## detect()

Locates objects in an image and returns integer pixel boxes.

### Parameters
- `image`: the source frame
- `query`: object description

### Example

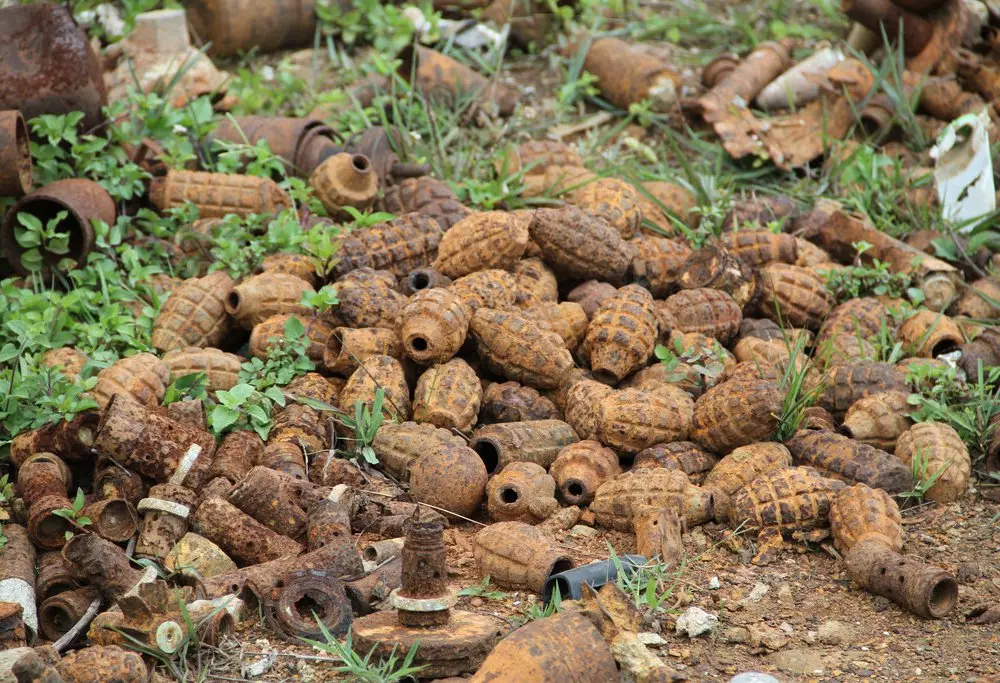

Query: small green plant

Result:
[337,389,386,465]
[304,624,425,682]
[301,222,344,281]
[209,383,287,440]
[301,285,341,315]
[908,362,1000,461]
[13,212,73,273]
[458,576,509,601]
[654,337,727,385]
[898,448,951,505]
[523,583,563,623]
[238,317,315,391]
[53,488,93,540]
[162,373,209,406]
[773,336,821,441]
[611,545,679,611]
[818,243,918,302]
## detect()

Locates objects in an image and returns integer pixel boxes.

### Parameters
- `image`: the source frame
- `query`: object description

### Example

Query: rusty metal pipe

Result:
[0,525,37,642]
[842,0,934,56]
[0,110,31,197]
[0,179,115,277]
[397,46,519,117]
[186,0,317,57]
[39,586,100,642]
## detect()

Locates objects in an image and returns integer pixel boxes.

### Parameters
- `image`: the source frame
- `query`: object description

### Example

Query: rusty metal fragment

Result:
[474,521,573,593]
[185,0,316,57]
[191,497,304,566]
[0,525,36,642]
[583,37,681,112]
[61,534,149,601]
[0,110,31,198]
[398,45,519,116]
[844,539,958,618]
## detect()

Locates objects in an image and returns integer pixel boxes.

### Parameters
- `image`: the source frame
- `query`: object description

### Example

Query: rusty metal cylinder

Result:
[136,483,198,560]
[26,493,73,550]
[61,534,147,600]
[309,153,379,219]
[363,538,405,564]
[83,498,138,544]
[0,179,115,277]
[397,45,518,116]
[470,420,580,474]
[16,453,71,508]
[35,551,76,604]
[844,539,958,618]
[210,115,337,177]
[0,524,37,641]
[306,499,351,551]
[583,37,681,112]
[9,411,99,468]
[842,0,933,56]
[93,394,216,489]
[228,466,308,539]
[0,3,108,130]
[38,586,99,642]
[185,0,317,57]
[149,169,292,218]
[94,462,146,507]
[265,568,353,640]
[210,430,263,484]
[191,497,304,566]
[0,110,31,197]
[396,511,449,627]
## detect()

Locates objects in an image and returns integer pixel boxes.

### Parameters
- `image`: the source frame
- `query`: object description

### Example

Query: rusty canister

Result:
[0,110,31,197]
[186,0,316,57]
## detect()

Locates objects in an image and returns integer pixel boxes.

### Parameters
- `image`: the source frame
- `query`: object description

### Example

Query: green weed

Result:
[304,624,425,682]
[52,488,93,540]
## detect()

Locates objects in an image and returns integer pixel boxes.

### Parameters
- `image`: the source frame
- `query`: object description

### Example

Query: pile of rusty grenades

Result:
[0,0,999,681]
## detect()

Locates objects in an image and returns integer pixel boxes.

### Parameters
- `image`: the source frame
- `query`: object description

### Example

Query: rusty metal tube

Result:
[842,0,934,56]
[185,0,316,57]
[844,539,958,618]
[0,525,37,641]
[397,46,519,116]
[0,110,31,197]
[0,179,114,277]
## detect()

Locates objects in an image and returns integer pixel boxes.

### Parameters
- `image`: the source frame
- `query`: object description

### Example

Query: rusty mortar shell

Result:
[262,567,353,640]
[164,532,237,581]
[0,179,115,277]
[35,550,76,604]
[400,288,471,365]
[136,483,198,560]
[94,462,146,507]
[345,556,402,614]
[0,524,37,641]
[0,3,107,130]
[39,586,100,642]
[363,538,405,564]
[844,538,958,618]
[61,534,147,601]
[149,169,291,218]
[473,521,574,593]
[323,326,402,376]
[210,429,263,484]
[226,271,313,330]
[309,153,378,219]
[307,499,351,552]
[186,0,316,57]
[470,419,580,474]
[27,493,74,550]
[191,497,304,566]
[408,443,488,517]
[83,498,137,544]
[842,0,933,57]
[702,54,740,88]
[227,466,308,539]
[584,37,680,112]
[486,462,559,524]
[397,45,519,116]
[701,39,796,107]
[10,411,100,467]
[392,510,453,628]
[0,110,31,197]
[93,394,216,489]
[549,440,621,506]
[405,267,452,295]
[16,453,71,508]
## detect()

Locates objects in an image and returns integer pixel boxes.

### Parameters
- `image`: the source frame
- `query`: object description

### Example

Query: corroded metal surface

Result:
[0,110,31,197]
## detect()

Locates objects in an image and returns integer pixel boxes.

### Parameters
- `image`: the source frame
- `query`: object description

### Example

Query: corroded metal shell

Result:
[480,381,561,423]
[322,327,402,376]
[529,206,632,284]
[521,164,599,198]
[261,252,318,286]
[499,139,583,176]
[486,462,558,523]
[151,271,233,352]
[627,235,691,298]
[898,309,964,358]
[829,483,904,553]
[379,175,471,230]
[333,213,443,281]
[409,443,488,517]
[449,269,518,314]
[309,152,378,218]
[42,347,88,379]
[412,358,482,432]
[526,302,588,351]
[149,170,290,218]
[225,272,313,329]
[633,441,718,484]
[249,313,337,362]
[162,347,241,393]
[817,332,875,368]
[840,390,913,452]
[895,422,971,503]
[564,379,615,441]
[400,287,470,364]
[405,266,453,295]
[567,280,618,319]
[371,421,466,482]
[728,466,845,536]
[690,378,783,454]
[817,297,888,346]
[473,521,573,593]
[660,288,742,344]
[785,429,913,493]
[678,244,759,308]
[758,263,833,330]
[635,180,698,232]
[92,353,170,409]
[719,229,797,266]
[340,355,411,422]
[433,211,529,278]
[470,308,574,390]
[583,284,659,384]
[702,442,791,519]
[569,178,642,239]
[818,361,909,419]
[469,420,579,473]
[956,277,1000,320]
[591,468,715,530]
[596,388,692,454]
[549,440,621,505]
[511,257,558,308]
[331,268,405,331]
